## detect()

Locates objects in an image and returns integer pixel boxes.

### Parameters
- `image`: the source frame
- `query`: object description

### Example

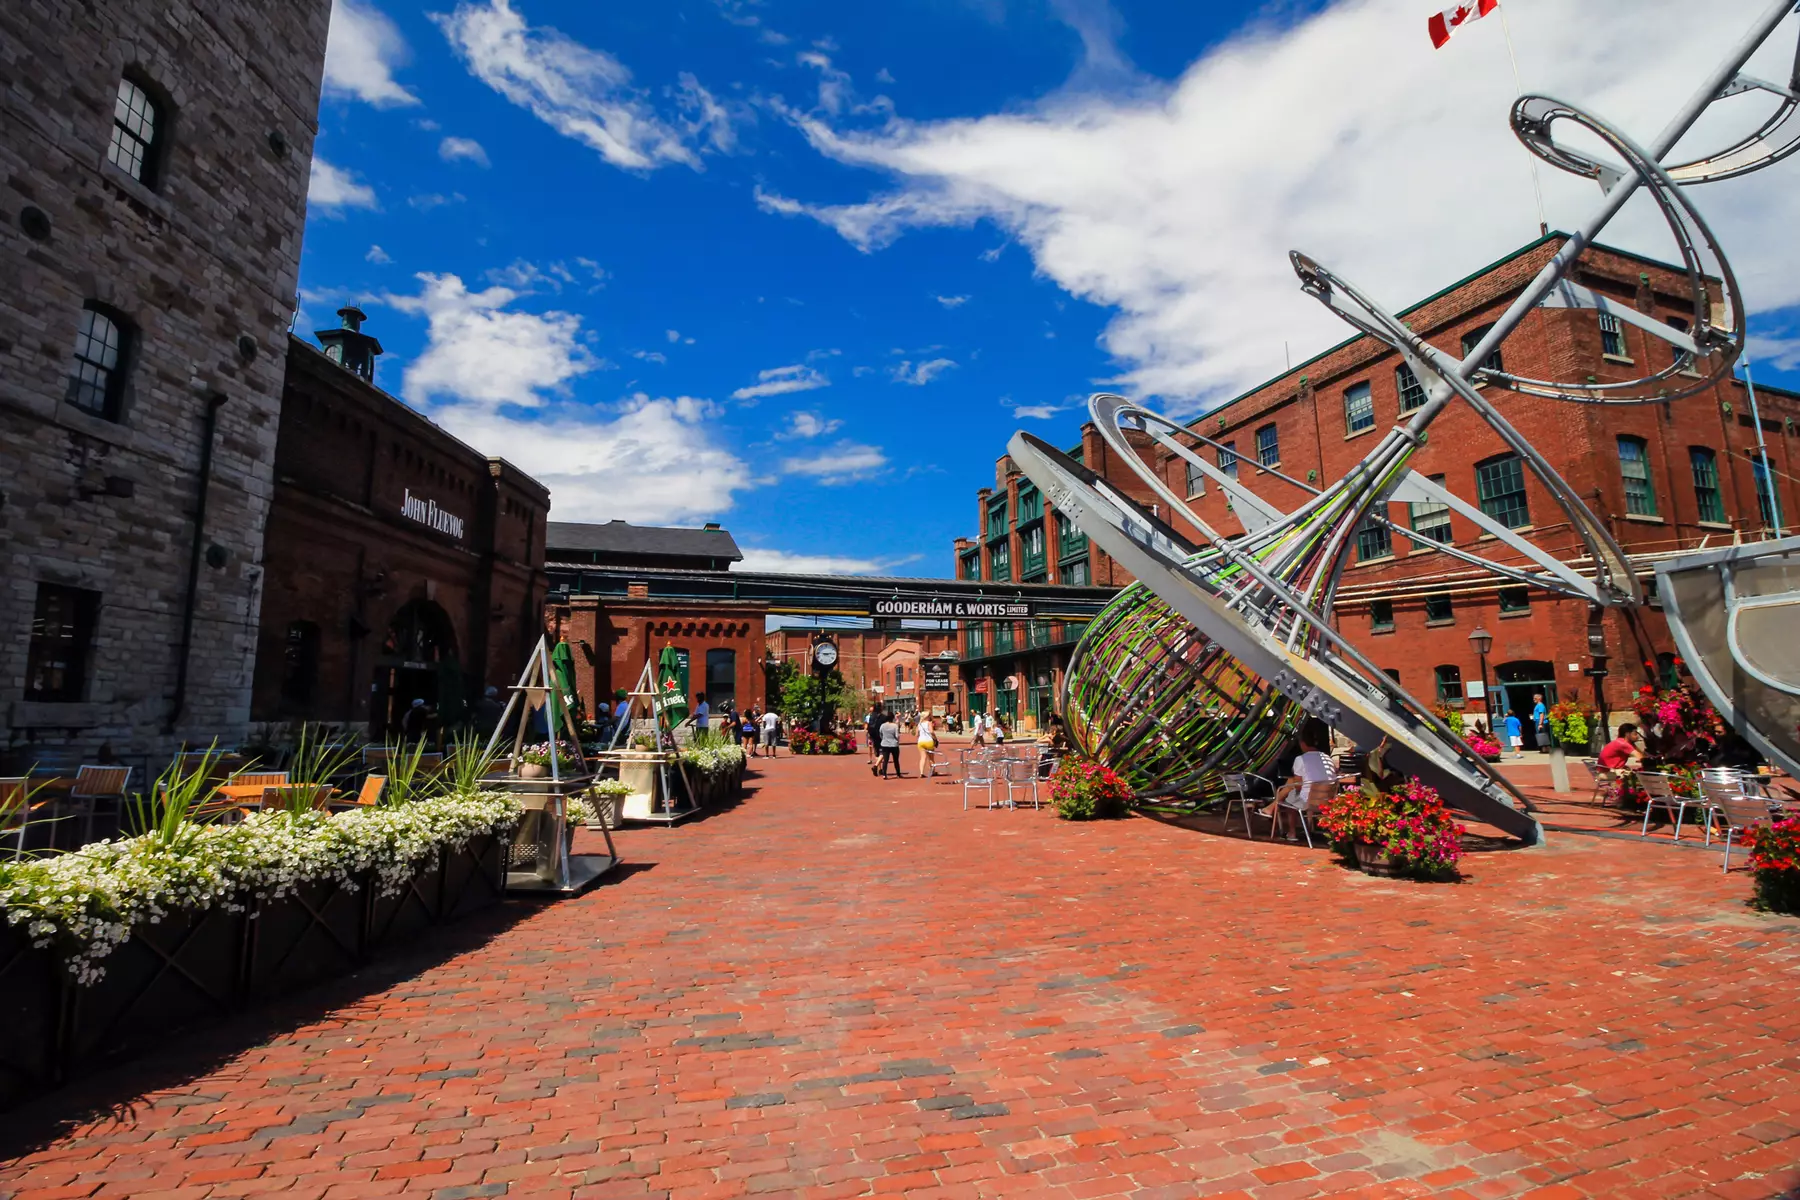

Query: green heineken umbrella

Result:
[656,644,689,725]
[550,640,579,734]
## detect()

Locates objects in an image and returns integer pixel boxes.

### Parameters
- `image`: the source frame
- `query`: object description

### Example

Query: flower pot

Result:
[518,762,548,780]
[1353,842,1402,877]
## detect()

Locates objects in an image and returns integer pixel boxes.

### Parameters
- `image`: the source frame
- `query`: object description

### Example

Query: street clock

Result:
[811,639,839,669]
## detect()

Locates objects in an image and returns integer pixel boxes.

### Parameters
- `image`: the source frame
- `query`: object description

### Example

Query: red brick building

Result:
[957,234,1800,738]
[765,627,959,718]
[545,522,768,720]
[251,316,548,735]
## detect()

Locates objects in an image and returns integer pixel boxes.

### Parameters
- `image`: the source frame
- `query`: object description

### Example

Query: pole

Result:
[1742,353,1785,536]
[1478,649,1492,734]
[1496,3,1550,236]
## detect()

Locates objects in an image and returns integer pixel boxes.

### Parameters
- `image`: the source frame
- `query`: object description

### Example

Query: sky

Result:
[300,0,1800,579]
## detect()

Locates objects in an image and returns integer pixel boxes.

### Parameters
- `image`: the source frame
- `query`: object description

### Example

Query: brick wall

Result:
[0,0,330,762]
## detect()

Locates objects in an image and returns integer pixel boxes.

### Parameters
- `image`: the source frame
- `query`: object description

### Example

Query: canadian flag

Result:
[1428,0,1497,49]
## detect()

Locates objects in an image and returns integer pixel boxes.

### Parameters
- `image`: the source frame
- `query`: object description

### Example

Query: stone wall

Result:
[0,0,331,763]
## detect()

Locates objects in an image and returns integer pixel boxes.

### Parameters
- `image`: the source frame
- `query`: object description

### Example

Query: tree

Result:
[780,666,854,729]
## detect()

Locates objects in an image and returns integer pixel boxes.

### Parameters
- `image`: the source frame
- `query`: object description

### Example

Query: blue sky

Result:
[301,0,1800,577]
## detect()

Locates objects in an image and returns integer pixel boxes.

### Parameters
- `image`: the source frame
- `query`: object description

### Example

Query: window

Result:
[1185,458,1204,497]
[1396,363,1427,412]
[1424,592,1454,623]
[1370,600,1394,632]
[1055,512,1087,558]
[1690,448,1725,523]
[995,622,1015,654]
[960,550,980,581]
[1476,453,1530,529]
[1435,664,1464,704]
[1017,484,1043,524]
[107,76,165,187]
[1410,473,1452,545]
[66,304,130,420]
[24,583,100,702]
[1344,382,1375,434]
[1061,557,1090,586]
[1021,524,1046,574]
[280,621,321,709]
[1217,441,1239,479]
[1656,652,1680,690]
[1461,323,1504,374]
[1667,316,1700,375]
[986,498,1008,541]
[967,623,986,658]
[1027,621,1050,649]
[991,541,1010,579]
[1498,587,1530,614]
[706,649,737,707]
[1617,436,1657,516]
[1382,668,1402,685]
[1354,515,1392,562]
[1255,423,1280,468]
[1599,311,1628,358]
[1754,457,1784,529]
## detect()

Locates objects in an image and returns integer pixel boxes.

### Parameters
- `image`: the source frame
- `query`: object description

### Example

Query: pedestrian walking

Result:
[865,708,881,763]
[761,708,781,758]
[916,713,939,779]
[873,713,902,778]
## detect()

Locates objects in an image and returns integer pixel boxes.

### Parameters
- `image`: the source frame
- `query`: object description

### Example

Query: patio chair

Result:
[1,778,31,858]
[1636,772,1693,840]
[1271,778,1322,848]
[1221,773,1270,838]
[1583,760,1616,806]
[69,765,132,846]
[259,784,335,813]
[231,771,289,788]
[1715,793,1777,872]
[362,746,391,771]
[1002,755,1042,810]
[963,753,1003,811]
[330,775,385,811]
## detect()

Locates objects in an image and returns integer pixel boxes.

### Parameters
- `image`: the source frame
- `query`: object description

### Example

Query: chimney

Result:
[317,305,384,383]
[703,522,722,531]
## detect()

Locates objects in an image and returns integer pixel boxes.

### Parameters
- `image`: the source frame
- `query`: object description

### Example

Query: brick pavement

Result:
[3,754,1799,1199]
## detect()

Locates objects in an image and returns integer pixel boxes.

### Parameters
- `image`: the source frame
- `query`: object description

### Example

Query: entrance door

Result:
[1495,660,1556,750]
[705,648,736,709]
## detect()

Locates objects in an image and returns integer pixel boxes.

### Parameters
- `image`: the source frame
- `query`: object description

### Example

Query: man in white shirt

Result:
[760,709,781,757]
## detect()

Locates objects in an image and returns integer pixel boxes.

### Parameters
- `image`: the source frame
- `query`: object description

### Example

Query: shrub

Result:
[1432,704,1465,737]
[1050,758,1133,821]
[1466,732,1501,758]
[1546,701,1592,749]
[787,729,857,755]
[1749,816,1800,914]
[1316,777,1464,879]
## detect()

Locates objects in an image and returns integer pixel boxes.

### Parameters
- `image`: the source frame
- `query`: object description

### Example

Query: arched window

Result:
[66,303,131,420]
[108,75,166,187]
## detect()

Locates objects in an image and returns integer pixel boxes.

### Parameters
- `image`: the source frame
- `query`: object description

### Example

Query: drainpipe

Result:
[167,392,228,734]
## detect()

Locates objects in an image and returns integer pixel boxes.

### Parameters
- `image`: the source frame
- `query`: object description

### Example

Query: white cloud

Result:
[732,364,829,401]
[366,244,392,264]
[781,411,843,439]
[737,547,885,575]
[1011,404,1066,420]
[383,270,753,521]
[666,329,682,342]
[387,273,597,409]
[408,192,465,210]
[439,135,491,165]
[935,294,970,308]
[324,0,420,107]
[893,357,956,385]
[769,0,1800,409]
[434,0,735,171]
[308,157,379,213]
[632,349,668,363]
[780,441,888,484]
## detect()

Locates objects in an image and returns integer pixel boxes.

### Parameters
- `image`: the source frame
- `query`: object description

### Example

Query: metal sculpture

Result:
[1020,0,1800,842]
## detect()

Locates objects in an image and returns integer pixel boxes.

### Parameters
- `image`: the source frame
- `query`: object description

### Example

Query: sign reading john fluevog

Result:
[400,488,467,540]
[869,597,1031,619]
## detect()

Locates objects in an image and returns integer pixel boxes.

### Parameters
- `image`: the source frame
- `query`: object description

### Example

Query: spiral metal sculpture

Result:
[1024,0,1800,841]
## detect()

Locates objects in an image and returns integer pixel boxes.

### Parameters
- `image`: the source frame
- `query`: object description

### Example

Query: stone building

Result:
[250,317,549,736]
[0,0,332,764]
[957,233,1800,740]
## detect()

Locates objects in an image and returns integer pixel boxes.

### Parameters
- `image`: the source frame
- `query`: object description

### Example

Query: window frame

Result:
[24,583,101,703]
[1354,514,1392,563]
[1370,599,1395,632]
[1184,457,1205,498]
[1616,435,1657,517]
[1689,446,1725,524]
[1424,592,1454,624]
[1598,311,1629,359]
[1255,423,1280,469]
[1475,453,1531,529]
[66,302,132,421]
[1498,586,1531,614]
[1410,472,1452,546]
[107,74,168,189]
[1344,381,1375,435]
[1754,456,1784,529]
[1396,362,1427,412]
[1461,323,1504,375]
[1217,440,1239,479]
[1434,664,1465,704]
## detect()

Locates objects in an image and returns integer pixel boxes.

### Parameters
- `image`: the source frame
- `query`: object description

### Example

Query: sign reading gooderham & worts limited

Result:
[870,597,1031,619]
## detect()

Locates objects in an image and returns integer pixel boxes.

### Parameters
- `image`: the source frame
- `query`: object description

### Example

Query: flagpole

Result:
[1496,3,1550,237]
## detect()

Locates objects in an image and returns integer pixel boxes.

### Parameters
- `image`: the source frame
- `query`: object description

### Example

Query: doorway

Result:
[1494,660,1556,750]
[373,599,460,739]
[705,648,736,710]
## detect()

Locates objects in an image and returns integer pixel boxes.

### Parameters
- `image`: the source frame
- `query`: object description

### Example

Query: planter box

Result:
[0,830,512,1111]
[1353,842,1403,878]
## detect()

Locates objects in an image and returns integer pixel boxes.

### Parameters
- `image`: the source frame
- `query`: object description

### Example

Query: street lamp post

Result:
[1468,624,1495,735]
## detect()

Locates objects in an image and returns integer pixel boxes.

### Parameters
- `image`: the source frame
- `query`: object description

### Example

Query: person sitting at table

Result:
[1261,721,1335,840]
[1598,723,1644,772]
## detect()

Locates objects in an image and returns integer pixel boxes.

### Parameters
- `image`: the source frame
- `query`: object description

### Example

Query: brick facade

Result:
[0,0,330,762]
[250,338,549,736]
[954,234,1800,738]
[550,597,768,722]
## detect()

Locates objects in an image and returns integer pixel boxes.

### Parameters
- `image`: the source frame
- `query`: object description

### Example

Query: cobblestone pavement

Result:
[4,754,1799,1199]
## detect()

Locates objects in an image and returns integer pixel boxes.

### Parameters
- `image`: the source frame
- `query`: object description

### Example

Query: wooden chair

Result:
[330,775,386,811]
[230,771,289,788]
[70,765,132,846]
[259,784,335,812]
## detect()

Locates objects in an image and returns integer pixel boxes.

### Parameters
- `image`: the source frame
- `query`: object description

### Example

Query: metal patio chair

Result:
[1221,772,1271,838]
[1002,755,1041,810]
[962,752,1003,811]
[1637,772,1698,840]
[69,765,132,846]
[1271,778,1322,848]
[1715,793,1777,873]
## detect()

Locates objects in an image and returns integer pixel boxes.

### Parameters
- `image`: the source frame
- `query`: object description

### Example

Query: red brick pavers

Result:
[4,754,1799,1200]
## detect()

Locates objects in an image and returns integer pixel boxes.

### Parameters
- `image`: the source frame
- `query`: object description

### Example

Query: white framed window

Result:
[1344,382,1375,434]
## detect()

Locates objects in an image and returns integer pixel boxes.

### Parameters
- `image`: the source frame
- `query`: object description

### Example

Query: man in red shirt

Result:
[1598,723,1642,771]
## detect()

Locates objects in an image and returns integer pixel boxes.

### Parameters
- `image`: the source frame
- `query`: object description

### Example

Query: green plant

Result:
[382,738,436,806]
[287,724,363,788]
[591,779,633,796]
[446,729,503,796]
[780,667,854,728]
[1316,777,1464,879]
[126,744,224,851]
[1546,701,1591,748]
[1432,704,1465,737]
[1050,758,1133,821]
